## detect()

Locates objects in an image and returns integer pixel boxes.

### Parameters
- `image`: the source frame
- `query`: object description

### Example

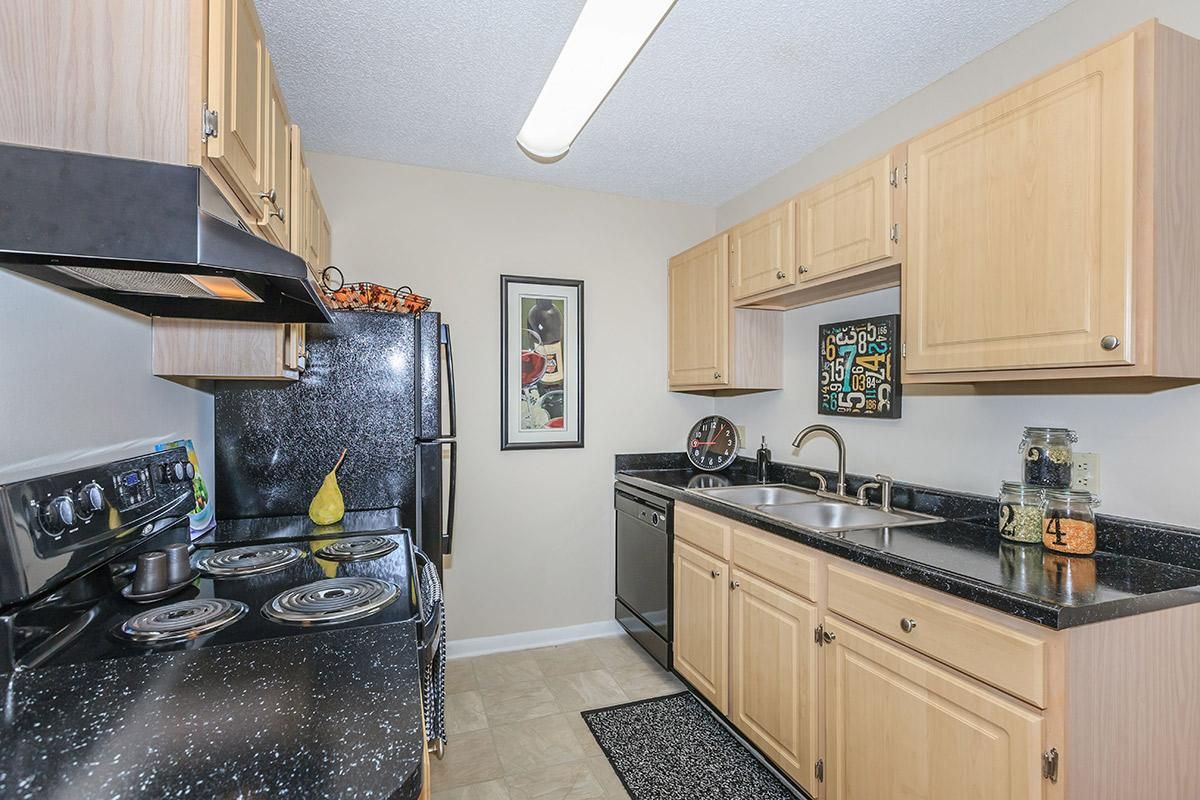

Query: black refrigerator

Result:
[213,310,457,569]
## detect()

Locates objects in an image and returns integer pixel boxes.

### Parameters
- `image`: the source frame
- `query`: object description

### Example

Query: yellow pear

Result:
[308,449,347,526]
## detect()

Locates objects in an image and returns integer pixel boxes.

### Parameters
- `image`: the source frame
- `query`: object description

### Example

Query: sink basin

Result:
[758,501,942,533]
[690,484,821,507]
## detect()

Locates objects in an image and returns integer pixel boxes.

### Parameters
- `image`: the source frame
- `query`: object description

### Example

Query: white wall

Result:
[0,272,214,489]
[714,0,1200,529]
[308,152,715,641]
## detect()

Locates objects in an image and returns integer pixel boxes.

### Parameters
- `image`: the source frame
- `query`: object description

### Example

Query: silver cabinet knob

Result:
[822,629,836,644]
[1100,335,1120,351]
[776,270,786,279]
[270,208,286,222]
[730,580,740,590]
[798,265,809,274]
[711,569,720,579]
[712,371,722,380]
[900,617,917,634]
[258,188,277,204]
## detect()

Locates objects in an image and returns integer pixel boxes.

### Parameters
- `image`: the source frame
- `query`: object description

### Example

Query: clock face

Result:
[687,416,739,472]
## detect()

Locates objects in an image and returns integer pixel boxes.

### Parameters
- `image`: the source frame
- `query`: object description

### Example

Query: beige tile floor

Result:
[431,634,684,800]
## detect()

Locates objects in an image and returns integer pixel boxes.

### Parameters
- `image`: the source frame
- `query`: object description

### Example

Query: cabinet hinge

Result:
[889,223,901,244]
[1042,748,1059,783]
[889,167,899,188]
[201,105,219,141]
[814,624,824,645]
[902,161,909,183]
[815,758,825,783]
[902,342,907,358]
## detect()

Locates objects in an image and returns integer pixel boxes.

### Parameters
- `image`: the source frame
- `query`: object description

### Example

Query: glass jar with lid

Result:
[998,482,1044,543]
[1042,489,1100,555]
[1021,427,1077,488]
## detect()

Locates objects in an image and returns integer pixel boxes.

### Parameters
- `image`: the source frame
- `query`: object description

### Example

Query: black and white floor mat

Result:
[581,691,798,800]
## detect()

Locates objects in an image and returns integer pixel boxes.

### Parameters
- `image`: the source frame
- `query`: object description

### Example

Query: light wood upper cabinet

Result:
[730,569,819,795]
[730,200,798,300]
[798,152,899,281]
[153,318,306,380]
[205,0,269,216]
[669,235,730,387]
[673,540,729,714]
[667,234,783,393]
[905,23,1200,381]
[823,617,1044,800]
[259,64,291,247]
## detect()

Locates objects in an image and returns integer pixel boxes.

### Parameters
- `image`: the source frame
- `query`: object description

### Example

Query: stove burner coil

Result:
[314,536,399,562]
[118,598,248,643]
[195,545,305,577]
[262,577,399,626]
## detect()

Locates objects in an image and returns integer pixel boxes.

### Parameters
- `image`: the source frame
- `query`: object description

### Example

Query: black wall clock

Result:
[686,415,739,471]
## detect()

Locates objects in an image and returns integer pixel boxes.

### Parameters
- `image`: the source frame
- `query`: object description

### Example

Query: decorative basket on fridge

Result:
[319,266,431,314]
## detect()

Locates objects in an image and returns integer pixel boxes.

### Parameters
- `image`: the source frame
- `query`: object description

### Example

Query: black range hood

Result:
[0,144,332,324]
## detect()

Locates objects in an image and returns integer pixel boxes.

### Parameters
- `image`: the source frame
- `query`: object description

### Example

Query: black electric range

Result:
[0,449,432,800]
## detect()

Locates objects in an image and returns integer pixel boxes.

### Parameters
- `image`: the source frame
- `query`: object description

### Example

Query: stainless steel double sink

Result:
[688,483,942,535]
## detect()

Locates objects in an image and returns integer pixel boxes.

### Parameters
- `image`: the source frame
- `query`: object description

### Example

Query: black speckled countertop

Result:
[617,453,1200,629]
[0,623,424,800]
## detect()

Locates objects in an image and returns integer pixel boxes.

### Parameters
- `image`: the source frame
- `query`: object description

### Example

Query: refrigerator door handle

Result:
[443,439,457,555]
[441,324,457,439]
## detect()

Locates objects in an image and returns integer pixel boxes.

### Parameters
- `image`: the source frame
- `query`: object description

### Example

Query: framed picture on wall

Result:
[817,313,902,419]
[500,275,585,450]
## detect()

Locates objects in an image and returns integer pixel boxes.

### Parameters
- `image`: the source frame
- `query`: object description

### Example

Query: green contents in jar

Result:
[999,503,1044,543]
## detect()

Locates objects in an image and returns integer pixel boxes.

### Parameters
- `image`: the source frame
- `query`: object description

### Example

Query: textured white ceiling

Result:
[256,0,1073,206]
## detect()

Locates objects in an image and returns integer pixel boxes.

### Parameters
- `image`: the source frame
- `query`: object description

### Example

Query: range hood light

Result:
[516,0,677,163]
[186,275,262,302]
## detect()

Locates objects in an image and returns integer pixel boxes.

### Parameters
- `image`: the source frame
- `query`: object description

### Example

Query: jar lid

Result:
[1022,426,1078,440]
[1045,488,1099,503]
[1000,481,1043,495]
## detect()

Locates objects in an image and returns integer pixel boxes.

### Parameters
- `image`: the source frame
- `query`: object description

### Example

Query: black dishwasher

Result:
[614,482,672,668]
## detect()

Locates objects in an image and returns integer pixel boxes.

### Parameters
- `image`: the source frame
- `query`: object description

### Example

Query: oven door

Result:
[614,487,671,665]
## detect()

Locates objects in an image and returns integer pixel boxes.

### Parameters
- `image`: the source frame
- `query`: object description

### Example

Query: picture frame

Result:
[500,275,585,450]
[817,313,902,419]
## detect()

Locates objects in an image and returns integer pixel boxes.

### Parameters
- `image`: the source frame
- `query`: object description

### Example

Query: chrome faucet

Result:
[792,424,848,498]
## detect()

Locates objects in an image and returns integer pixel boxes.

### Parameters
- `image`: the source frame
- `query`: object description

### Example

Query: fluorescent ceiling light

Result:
[517,0,677,163]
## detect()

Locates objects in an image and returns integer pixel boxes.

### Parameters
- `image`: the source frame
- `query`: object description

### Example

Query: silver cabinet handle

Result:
[900,617,917,634]
[1100,335,1120,351]
[730,580,740,590]
[822,629,836,644]
[776,270,786,279]
[711,569,720,578]
[798,265,809,274]
[713,371,722,380]
[270,208,286,222]
[259,188,277,204]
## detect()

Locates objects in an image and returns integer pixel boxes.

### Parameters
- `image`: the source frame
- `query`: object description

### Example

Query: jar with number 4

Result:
[998,482,1044,543]
[1042,490,1100,556]
[1021,427,1077,488]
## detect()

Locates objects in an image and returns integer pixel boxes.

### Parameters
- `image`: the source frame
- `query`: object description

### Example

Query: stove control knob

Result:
[40,495,76,535]
[167,461,195,482]
[77,482,107,517]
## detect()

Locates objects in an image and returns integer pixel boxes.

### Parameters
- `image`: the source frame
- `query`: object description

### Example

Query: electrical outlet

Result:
[736,425,747,449]
[1072,452,1100,493]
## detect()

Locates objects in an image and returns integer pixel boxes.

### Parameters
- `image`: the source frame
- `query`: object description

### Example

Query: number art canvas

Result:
[817,314,902,419]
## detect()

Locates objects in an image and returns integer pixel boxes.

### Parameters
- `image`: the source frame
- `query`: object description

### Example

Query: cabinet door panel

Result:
[730,570,818,794]
[799,154,895,280]
[824,617,1044,800]
[673,540,728,713]
[731,201,797,300]
[668,235,730,387]
[905,33,1135,373]
[207,0,268,214]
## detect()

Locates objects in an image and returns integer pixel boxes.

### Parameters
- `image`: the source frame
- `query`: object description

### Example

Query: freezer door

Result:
[415,312,443,442]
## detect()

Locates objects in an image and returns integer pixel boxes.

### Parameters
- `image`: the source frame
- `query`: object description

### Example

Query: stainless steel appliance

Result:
[614,482,672,668]
[213,310,457,573]
[0,143,331,323]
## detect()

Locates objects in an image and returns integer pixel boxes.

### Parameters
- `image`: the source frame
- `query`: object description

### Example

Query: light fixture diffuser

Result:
[517,0,677,163]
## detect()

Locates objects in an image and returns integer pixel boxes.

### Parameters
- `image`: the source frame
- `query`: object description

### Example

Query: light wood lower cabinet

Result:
[672,539,728,714]
[823,616,1044,800]
[730,569,819,795]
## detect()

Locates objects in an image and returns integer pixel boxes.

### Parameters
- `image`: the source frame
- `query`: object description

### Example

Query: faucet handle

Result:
[874,474,895,512]
[808,471,828,492]
[855,481,881,506]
